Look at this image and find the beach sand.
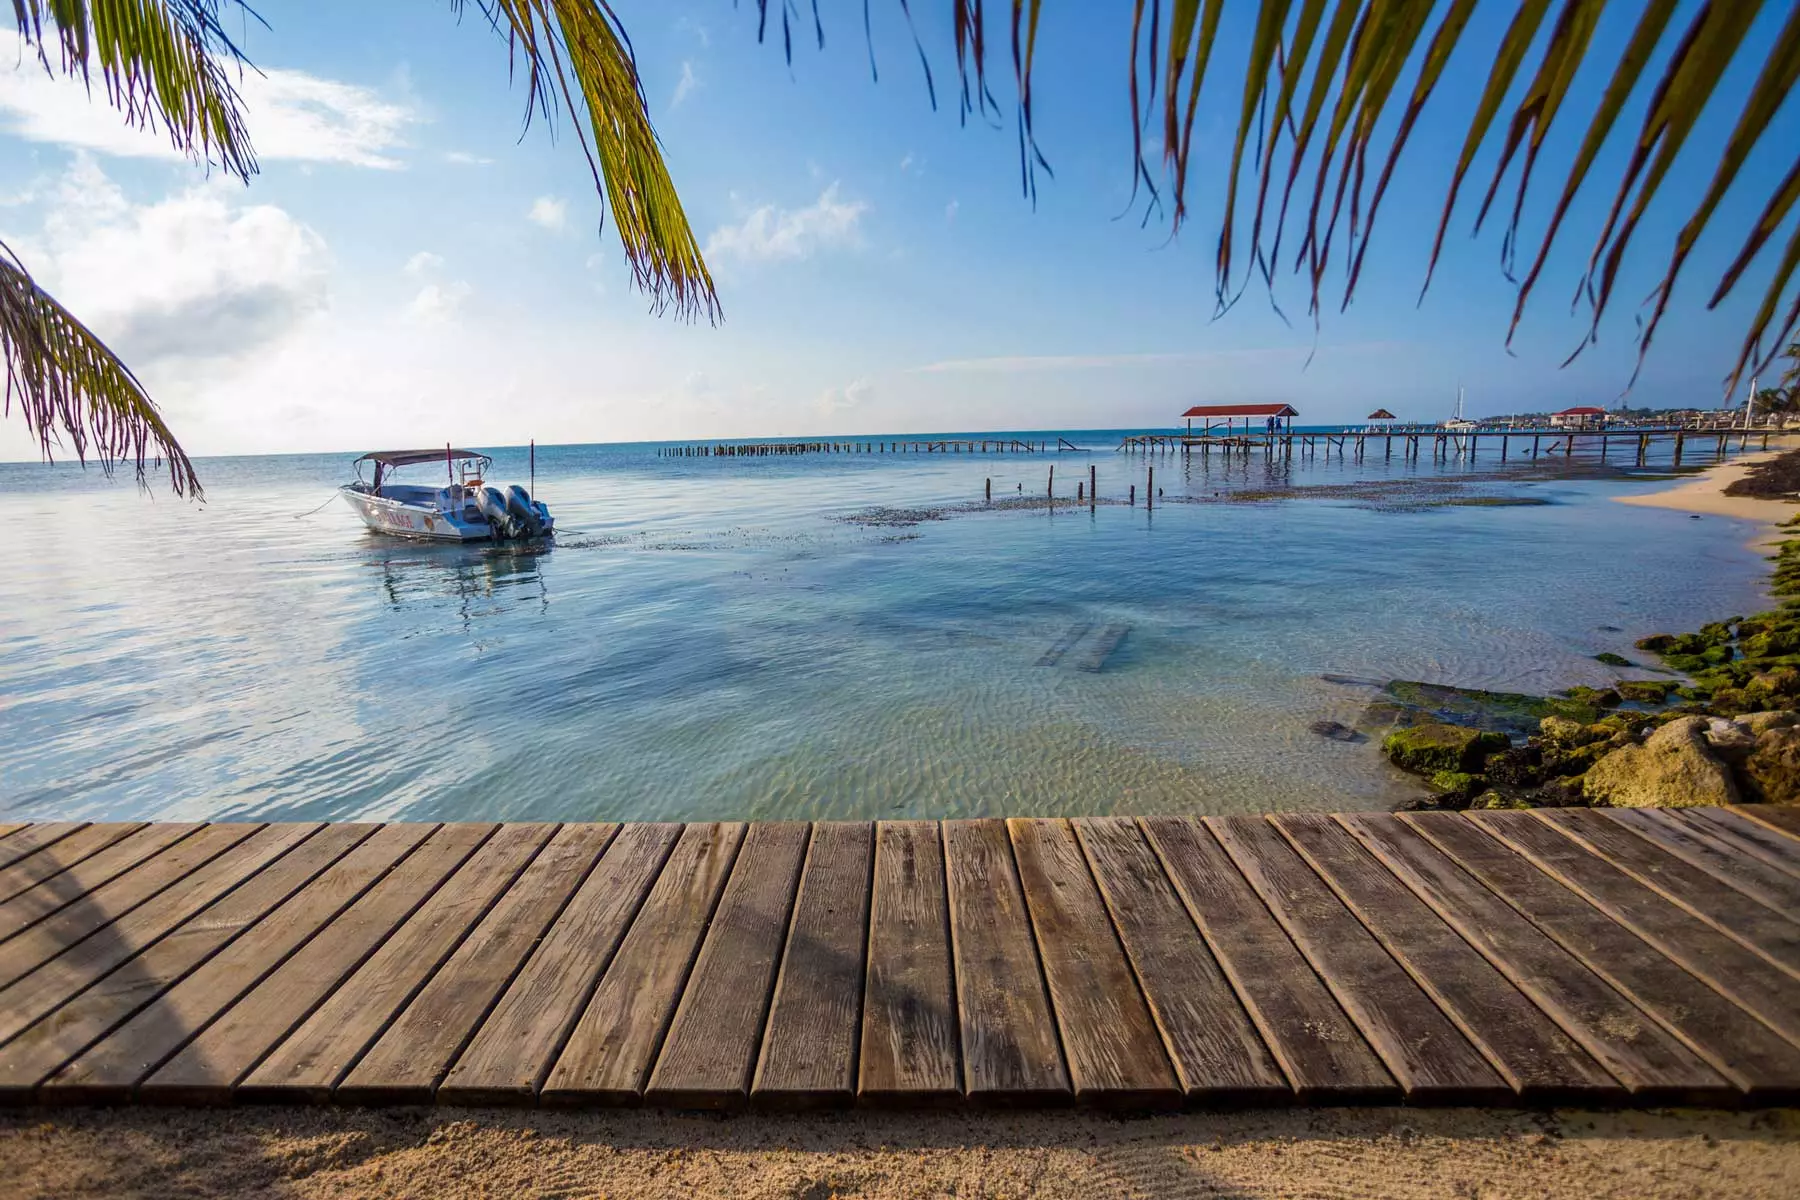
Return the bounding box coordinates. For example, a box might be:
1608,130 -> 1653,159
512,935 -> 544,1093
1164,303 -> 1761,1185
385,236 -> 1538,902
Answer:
1616,441 -> 1800,530
6,1105 -> 1800,1199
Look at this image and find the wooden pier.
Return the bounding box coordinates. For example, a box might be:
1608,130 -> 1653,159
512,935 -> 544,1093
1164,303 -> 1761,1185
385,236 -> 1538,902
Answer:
3,807 -> 1800,1109
1120,424 -> 1785,467
659,438 -> 1053,457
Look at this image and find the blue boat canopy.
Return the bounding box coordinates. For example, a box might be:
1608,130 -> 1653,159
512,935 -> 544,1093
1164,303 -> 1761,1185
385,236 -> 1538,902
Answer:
355,449 -> 490,468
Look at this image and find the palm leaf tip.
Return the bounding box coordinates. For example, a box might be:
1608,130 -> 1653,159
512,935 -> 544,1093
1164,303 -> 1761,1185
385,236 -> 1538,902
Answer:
460,0 -> 720,323
0,247 -> 202,498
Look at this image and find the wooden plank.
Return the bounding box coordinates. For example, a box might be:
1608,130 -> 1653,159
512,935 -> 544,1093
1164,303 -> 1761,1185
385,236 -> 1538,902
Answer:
1537,809 -> 1800,975
857,820 -> 960,1104
437,822 -> 679,1105
1073,818 -> 1286,1104
0,824 -> 25,845
0,824 -> 142,905
0,824 -> 200,947
1008,819 -> 1177,1107
646,822 -> 809,1108
1140,816 -> 1395,1102
1473,810 -> 1800,1048
1602,809 -> 1800,916
943,819 -> 1069,1105
540,822 -> 746,1105
0,824 -> 259,990
0,825 -> 375,1101
137,823 -> 493,1103
1208,815 -> 1509,1104
752,822 -> 874,1109
1732,804 -> 1800,844
1340,814 -> 1731,1104
1274,814 -> 1622,1103
42,823 -> 434,1103
236,824 -> 557,1101
0,825 -> 318,1049
337,822 -> 617,1104
1409,813 -> 1800,1099
1678,809 -> 1800,880
0,823 -> 86,873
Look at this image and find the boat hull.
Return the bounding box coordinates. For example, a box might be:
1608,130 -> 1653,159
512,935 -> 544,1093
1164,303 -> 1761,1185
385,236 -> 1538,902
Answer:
339,489 -> 491,541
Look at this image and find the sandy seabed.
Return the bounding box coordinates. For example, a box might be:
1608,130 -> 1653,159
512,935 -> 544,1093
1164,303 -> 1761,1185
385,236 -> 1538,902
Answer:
5,1106 -> 1799,1199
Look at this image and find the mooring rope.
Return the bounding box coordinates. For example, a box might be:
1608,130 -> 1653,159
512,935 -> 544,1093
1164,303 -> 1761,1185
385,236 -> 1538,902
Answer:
293,493 -> 340,518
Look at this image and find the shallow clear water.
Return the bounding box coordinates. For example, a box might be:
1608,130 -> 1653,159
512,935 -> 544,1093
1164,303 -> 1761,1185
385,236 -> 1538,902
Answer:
0,431 -> 1773,823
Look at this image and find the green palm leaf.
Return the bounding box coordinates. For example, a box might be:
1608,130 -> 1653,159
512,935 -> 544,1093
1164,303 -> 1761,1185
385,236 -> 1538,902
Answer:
0,243 -> 200,497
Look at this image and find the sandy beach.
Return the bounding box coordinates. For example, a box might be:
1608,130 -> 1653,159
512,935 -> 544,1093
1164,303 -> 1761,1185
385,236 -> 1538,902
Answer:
6,1104 -> 1800,1199
1616,441 -> 1800,530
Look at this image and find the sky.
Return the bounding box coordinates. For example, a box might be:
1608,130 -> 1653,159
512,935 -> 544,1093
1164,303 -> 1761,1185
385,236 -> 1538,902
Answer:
1,1 -> 1796,459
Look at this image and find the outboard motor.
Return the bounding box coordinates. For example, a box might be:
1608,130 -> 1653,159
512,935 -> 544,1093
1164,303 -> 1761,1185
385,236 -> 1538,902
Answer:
505,485 -> 544,538
478,486 -> 519,539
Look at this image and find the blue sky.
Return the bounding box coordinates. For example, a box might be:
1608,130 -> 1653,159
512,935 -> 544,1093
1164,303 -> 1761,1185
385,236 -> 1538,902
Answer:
1,1 -> 1795,457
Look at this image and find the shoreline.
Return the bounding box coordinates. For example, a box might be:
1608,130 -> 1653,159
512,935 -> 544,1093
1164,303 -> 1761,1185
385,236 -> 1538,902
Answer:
1614,439 -> 1800,537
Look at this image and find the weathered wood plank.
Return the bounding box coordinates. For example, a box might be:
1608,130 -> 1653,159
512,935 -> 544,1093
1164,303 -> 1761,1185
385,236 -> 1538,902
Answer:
1140,816 -> 1394,1102
1732,804 -> 1800,844
1410,812 -> 1800,1099
0,825 -> 374,1101
1209,815 -> 1509,1105
1274,814 -> 1622,1103
752,822 -> 874,1109
0,824 -> 87,873
1341,814 -> 1730,1104
1009,819 -> 1177,1107
237,824 -> 556,1101
1073,818 -> 1286,1104
0,824 -> 260,991
857,820 -> 960,1105
1474,810 -> 1800,1048
541,822 -> 746,1105
1537,809 -> 1800,975
944,818 -> 1069,1105
1601,809 -> 1800,916
1676,809 -> 1800,879
0,825 -> 25,846
0,824 -> 142,905
0,824 -> 200,947
646,822 -> 809,1108
437,822 -> 678,1105
138,824 -> 494,1103
337,823 -> 617,1104
42,823 -> 435,1103
0,825 -> 318,1049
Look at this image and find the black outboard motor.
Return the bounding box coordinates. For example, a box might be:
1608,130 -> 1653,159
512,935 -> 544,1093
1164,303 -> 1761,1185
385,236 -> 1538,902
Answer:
478,486 -> 519,538
505,485 -> 544,538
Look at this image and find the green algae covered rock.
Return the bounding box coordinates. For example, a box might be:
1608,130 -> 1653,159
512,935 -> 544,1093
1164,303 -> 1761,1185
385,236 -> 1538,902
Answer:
1383,722 -> 1509,774
1581,716 -> 1740,808
1428,770 -> 1485,804
1616,679 -> 1676,704
1741,726 -> 1800,805
1594,652 -> 1633,667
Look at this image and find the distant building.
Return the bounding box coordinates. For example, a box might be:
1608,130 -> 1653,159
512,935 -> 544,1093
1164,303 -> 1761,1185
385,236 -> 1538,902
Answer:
1549,406 -> 1608,429
1182,403 -> 1298,435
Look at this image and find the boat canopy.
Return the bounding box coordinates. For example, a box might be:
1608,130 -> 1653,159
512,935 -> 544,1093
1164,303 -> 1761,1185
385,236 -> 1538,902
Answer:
355,449 -> 491,468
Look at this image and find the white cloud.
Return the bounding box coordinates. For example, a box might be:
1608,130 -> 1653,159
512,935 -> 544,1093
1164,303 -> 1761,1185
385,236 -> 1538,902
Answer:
403,251 -> 444,278
819,377 -> 874,415
671,61 -> 698,109
0,32 -> 415,168
528,195 -> 568,231
899,153 -> 914,172
443,150 -> 492,165
705,183 -> 866,265
676,17 -> 712,47
405,280 -> 473,325
946,199 -> 959,223
17,155 -> 328,367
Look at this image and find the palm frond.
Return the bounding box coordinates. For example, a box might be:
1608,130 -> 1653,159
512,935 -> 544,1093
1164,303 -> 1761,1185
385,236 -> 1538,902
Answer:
10,0 -> 257,180
0,243 -> 200,497
458,1 -> 719,322
767,2 -> 1800,399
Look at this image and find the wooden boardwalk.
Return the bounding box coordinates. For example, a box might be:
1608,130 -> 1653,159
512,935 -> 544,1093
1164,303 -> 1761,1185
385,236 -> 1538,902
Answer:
2,807 -> 1800,1109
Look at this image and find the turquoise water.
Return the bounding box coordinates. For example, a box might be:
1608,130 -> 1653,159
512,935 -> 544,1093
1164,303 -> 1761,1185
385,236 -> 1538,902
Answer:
0,431 -> 1773,823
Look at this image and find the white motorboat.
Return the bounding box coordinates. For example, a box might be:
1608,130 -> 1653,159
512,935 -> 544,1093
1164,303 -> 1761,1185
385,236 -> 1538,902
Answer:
339,448 -> 553,542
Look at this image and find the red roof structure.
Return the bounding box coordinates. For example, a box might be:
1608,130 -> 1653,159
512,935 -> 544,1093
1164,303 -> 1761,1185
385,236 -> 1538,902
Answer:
1182,403 -> 1298,418
1555,406 -> 1607,416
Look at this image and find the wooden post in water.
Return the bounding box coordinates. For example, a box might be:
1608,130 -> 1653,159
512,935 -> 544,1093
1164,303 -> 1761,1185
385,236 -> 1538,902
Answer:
1147,465 -> 1154,511
985,477 -> 992,503
1129,484 -> 1136,506
1089,463 -> 1097,506
1048,464 -> 1054,505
